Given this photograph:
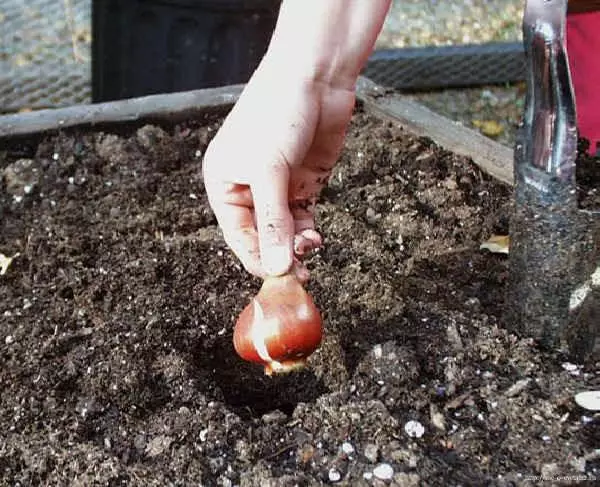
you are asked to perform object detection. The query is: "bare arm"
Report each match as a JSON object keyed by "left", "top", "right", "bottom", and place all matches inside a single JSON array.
[{"left": 263, "top": 0, "right": 392, "bottom": 88}]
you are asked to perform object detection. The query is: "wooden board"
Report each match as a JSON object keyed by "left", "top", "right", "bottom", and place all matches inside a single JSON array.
[
  {"left": 1, "top": 77, "right": 515, "bottom": 187},
  {"left": 0, "top": 84, "right": 245, "bottom": 139},
  {"left": 355, "top": 77, "right": 515, "bottom": 186}
]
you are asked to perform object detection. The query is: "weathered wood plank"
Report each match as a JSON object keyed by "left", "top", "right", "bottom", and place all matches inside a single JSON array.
[
  {"left": 0, "top": 84, "right": 244, "bottom": 139},
  {"left": 355, "top": 77, "right": 515, "bottom": 186},
  {"left": 1, "top": 76, "right": 515, "bottom": 188}
]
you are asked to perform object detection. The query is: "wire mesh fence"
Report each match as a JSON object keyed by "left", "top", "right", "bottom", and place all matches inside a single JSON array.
[
  {"left": 0, "top": 0, "right": 91, "bottom": 112},
  {"left": 0, "top": 0, "right": 525, "bottom": 113}
]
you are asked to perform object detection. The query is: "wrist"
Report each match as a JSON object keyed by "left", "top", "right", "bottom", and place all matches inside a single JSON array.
[{"left": 258, "top": 0, "right": 390, "bottom": 90}]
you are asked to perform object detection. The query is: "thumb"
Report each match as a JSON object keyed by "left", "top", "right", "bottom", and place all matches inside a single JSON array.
[{"left": 252, "top": 161, "right": 295, "bottom": 277}]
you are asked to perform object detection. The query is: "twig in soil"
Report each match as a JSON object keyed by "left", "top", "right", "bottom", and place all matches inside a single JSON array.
[{"left": 263, "top": 442, "right": 298, "bottom": 460}]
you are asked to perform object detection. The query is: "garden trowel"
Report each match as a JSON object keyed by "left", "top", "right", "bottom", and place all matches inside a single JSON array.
[{"left": 508, "top": 0, "right": 600, "bottom": 359}]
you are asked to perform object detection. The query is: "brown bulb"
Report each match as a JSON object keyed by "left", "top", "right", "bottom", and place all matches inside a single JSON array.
[{"left": 233, "top": 272, "right": 323, "bottom": 375}]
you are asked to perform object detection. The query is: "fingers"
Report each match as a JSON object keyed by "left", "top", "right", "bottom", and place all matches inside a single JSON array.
[
  {"left": 251, "top": 161, "right": 295, "bottom": 277},
  {"left": 294, "top": 229, "right": 322, "bottom": 256},
  {"left": 213, "top": 203, "right": 265, "bottom": 278}
]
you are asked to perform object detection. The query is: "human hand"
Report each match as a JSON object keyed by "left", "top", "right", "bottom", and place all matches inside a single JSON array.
[
  {"left": 202, "top": 0, "right": 390, "bottom": 281},
  {"left": 202, "top": 68, "right": 356, "bottom": 282}
]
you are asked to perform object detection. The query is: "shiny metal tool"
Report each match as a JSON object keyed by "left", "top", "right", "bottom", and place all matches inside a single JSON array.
[{"left": 508, "top": 0, "right": 599, "bottom": 359}]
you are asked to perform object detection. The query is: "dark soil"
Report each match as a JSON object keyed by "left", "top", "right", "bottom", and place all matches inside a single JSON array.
[{"left": 1, "top": 106, "right": 599, "bottom": 486}]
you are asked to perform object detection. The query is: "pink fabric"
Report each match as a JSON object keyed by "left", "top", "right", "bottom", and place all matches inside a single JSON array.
[{"left": 567, "top": 11, "right": 600, "bottom": 155}]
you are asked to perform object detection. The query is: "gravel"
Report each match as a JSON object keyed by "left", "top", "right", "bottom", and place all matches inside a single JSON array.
[
  {"left": 376, "top": 1, "right": 525, "bottom": 149},
  {"left": 377, "top": 0, "right": 523, "bottom": 48}
]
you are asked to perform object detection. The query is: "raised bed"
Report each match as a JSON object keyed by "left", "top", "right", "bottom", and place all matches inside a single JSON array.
[{"left": 1, "top": 79, "right": 598, "bottom": 485}]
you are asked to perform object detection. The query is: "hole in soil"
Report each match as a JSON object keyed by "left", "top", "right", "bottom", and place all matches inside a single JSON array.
[
  {"left": 191, "top": 341, "right": 329, "bottom": 420},
  {"left": 213, "top": 366, "right": 328, "bottom": 419}
]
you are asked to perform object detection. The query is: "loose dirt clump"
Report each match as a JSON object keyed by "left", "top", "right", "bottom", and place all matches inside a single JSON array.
[{"left": 1, "top": 107, "right": 599, "bottom": 486}]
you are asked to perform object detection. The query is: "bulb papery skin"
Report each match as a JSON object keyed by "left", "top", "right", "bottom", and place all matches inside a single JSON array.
[{"left": 233, "top": 273, "right": 323, "bottom": 375}]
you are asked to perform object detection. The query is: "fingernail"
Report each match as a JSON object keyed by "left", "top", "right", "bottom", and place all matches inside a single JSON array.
[{"left": 263, "top": 245, "right": 292, "bottom": 276}]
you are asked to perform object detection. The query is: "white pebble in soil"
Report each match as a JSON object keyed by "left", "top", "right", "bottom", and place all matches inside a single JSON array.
[
  {"left": 341, "top": 442, "right": 355, "bottom": 455},
  {"left": 574, "top": 391, "right": 600, "bottom": 412},
  {"left": 328, "top": 468, "right": 342, "bottom": 483},
  {"left": 364, "top": 443, "right": 379, "bottom": 463},
  {"left": 373, "top": 463, "right": 394, "bottom": 481},
  {"left": 404, "top": 420, "right": 425, "bottom": 438}
]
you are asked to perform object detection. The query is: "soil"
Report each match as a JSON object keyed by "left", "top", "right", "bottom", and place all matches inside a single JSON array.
[{"left": 1, "top": 106, "right": 599, "bottom": 487}]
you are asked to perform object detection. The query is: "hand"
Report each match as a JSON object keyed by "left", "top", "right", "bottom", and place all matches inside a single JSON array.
[
  {"left": 202, "top": 67, "right": 356, "bottom": 281},
  {"left": 202, "top": 0, "right": 390, "bottom": 280}
]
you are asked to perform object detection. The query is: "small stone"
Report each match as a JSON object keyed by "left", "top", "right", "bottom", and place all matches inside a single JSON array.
[
  {"left": 134, "top": 434, "right": 146, "bottom": 451},
  {"left": 5, "top": 335, "right": 15, "bottom": 345},
  {"left": 366, "top": 207, "right": 379, "bottom": 224},
  {"left": 2, "top": 159, "right": 39, "bottom": 197},
  {"left": 430, "top": 404, "right": 446, "bottom": 431},
  {"left": 364, "top": 443, "right": 379, "bottom": 463},
  {"left": 373, "top": 463, "right": 394, "bottom": 481},
  {"left": 505, "top": 378, "right": 531, "bottom": 397},
  {"left": 444, "top": 178, "right": 458, "bottom": 190},
  {"left": 219, "top": 476, "right": 233, "bottom": 487},
  {"left": 446, "top": 322, "right": 463, "bottom": 351},
  {"left": 199, "top": 428, "right": 209, "bottom": 442},
  {"left": 261, "top": 410, "right": 287, "bottom": 424},
  {"left": 393, "top": 472, "right": 420, "bottom": 487},
  {"left": 234, "top": 439, "right": 251, "bottom": 462},
  {"left": 136, "top": 125, "right": 167, "bottom": 149},
  {"left": 562, "top": 362, "right": 581, "bottom": 375},
  {"left": 328, "top": 468, "right": 342, "bottom": 483},
  {"left": 404, "top": 420, "right": 425, "bottom": 438},
  {"left": 144, "top": 435, "right": 173, "bottom": 457},
  {"left": 341, "top": 442, "right": 355, "bottom": 455},
  {"left": 574, "top": 391, "right": 600, "bottom": 411}
]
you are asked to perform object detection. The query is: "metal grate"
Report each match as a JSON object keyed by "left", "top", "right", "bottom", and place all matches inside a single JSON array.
[
  {"left": 0, "top": 1, "right": 526, "bottom": 113},
  {"left": 0, "top": 0, "right": 91, "bottom": 112},
  {"left": 363, "top": 43, "right": 526, "bottom": 91}
]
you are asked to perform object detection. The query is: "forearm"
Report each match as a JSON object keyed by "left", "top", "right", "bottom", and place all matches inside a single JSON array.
[{"left": 259, "top": 0, "right": 391, "bottom": 89}]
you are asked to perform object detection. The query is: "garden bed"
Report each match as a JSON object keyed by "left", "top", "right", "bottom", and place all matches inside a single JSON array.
[{"left": 1, "top": 93, "right": 599, "bottom": 486}]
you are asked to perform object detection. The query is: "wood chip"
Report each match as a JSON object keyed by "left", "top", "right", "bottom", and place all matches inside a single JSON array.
[
  {"left": 0, "top": 252, "right": 20, "bottom": 275},
  {"left": 480, "top": 235, "right": 509, "bottom": 254}
]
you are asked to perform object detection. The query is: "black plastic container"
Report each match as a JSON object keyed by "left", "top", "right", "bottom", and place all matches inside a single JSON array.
[{"left": 92, "top": 0, "right": 280, "bottom": 102}]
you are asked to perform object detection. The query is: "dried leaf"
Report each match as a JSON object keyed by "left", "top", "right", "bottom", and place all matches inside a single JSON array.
[
  {"left": 473, "top": 119, "right": 504, "bottom": 137},
  {"left": 480, "top": 235, "right": 509, "bottom": 254},
  {"left": 0, "top": 252, "right": 20, "bottom": 275}
]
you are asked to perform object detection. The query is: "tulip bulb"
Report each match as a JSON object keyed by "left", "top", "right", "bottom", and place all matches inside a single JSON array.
[{"left": 233, "top": 273, "right": 323, "bottom": 375}]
